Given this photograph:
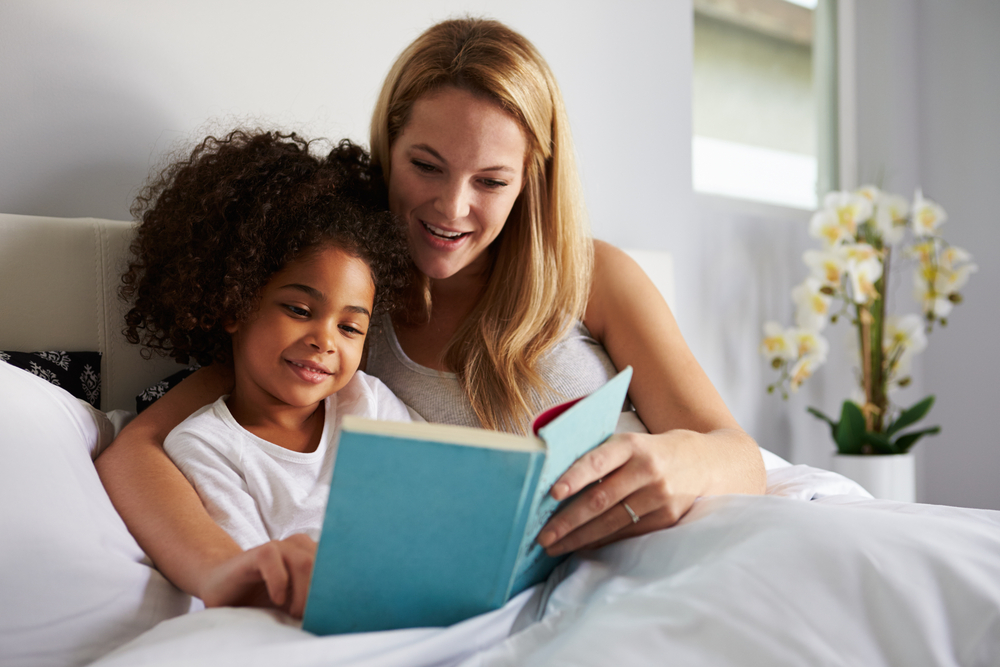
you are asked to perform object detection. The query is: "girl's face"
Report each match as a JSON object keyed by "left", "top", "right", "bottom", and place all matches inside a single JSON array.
[
  {"left": 226, "top": 245, "right": 375, "bottom": 413},
  {"left": 388, "top": 86, "right": 527, "bottom": 284}
]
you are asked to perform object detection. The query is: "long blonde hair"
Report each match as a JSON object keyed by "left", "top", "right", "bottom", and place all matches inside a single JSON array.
[{"left": 371, "top": 17, "right": 593, "bottom": 432}]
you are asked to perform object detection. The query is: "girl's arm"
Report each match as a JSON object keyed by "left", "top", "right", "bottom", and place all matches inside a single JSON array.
[
  {"left": 95, "top": 365, "right": 241, "bottom": 600},
  {"left": 537, "top": 241, "right": 766, "bottom": 554}
]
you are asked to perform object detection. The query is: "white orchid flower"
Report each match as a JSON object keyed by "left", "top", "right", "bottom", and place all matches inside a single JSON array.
[
  {"left": 809, "top": 208, "right": 851, "bottom": 246},
  {"left": 911, "top": 240, "right": 977, "bottom": 318},
  {"left": 803, "top": 248, "right": 846, "bottom": 287},
  {"left": 826, "top": 190, "right": 874, "bottom": 233},
  {"left": 940, "top": 263, "right": 977, "bottom": 294},
  {"left": 884, "top": 314, "right": 928, "bottom": 357},
  {"left": 789, "top": 354, "right": 824, "bottom": 392},
  {"left": 791, "top": 327, "right": 829, "bottom": 362},
  {"left": 913, "top": 271, "right": 954, "bottom": 318},
  {"left": 874, "top": 192, "right": 909, "bottom": 245},
  {"left": 907, "top": 239, "right": 938, "bottom": 265},
  {"left": 792, "top": 278, "right": 833, "bottom": 331},
  {"left": 912, "top": 189, "right": 948, "bottom": 237},
  {"left": 939, "top": 244, "right": 975, "bottom": 271},
  {"left": 884, "top": 314, "right": 928, "bottom": 383},
  {"left": 856, "top": 185, "right": 881, "bottom": 202},
  {"left": 760, "top": 322, "right": 797, "bottom": 363},
  {"left": 842, "top": 243, "right": 883, "bottom": 304}
]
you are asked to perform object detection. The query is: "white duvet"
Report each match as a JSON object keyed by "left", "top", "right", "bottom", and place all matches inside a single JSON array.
[
  {"left": 92, "top": 467, "right": 1000, "bottom": 667},
  {"left": 3, "top": 362, "right": 999, "bottom": 667}
]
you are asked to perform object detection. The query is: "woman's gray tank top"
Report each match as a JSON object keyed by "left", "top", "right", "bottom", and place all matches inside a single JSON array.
[{"left": 365, "top": 314, "right": 620, "bottom": 428}]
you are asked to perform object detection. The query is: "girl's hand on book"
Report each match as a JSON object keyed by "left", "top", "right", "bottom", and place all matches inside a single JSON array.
[
  {"left": 537, "top": 427, "right": 760, "bottom": 555},
  {"left": 200, "top": 534, "right": 317, "bottom": 618}
]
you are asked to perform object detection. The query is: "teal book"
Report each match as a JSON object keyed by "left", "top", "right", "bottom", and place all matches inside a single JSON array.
[{"left": 302, "top": 366, "right": 633, "bottom": 635}]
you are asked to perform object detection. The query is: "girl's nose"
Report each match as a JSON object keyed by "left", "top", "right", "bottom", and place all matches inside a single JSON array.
[
  {"left": 309, "top": 323, "right": 337, "bottom": 355},
  {"left": 434, "top": 179, "right": 471, "bottom": 221}
]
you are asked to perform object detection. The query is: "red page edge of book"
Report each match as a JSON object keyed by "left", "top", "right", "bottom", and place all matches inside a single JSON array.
[{"left": 531, "top": 397, "right": 584, "bottom": 435}]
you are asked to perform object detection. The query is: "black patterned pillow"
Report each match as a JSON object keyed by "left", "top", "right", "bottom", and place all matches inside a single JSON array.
[
  {"left": 0, "top": 350, "right": 102, "bottom": 408},
  {"left": 136, "top": 365, "right": 201, "bottom": 414}
]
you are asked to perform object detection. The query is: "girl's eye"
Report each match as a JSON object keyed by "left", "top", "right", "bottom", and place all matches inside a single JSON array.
[
  {"left": 340, "top": 324, "right": 365, "bottom": 337},
  {"left": 285, "top": 305, "right": 309, "bottom": 317}
]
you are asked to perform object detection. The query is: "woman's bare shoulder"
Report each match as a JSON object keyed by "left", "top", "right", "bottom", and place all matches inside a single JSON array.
[{"left": 585, "top": 240, "right": 664, "bottom": 337}]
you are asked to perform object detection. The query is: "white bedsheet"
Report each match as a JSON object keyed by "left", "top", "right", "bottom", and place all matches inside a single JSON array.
[{"left": 91, "top": 466, "right": 1000, "bottom": 667}]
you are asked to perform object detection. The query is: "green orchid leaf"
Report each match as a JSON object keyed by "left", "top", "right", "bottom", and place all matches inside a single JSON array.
[
  {"left": 834, "top": 401, "right": 866, "bottom": 455},
  {"left": 892, "top": 426, "right": 941, "bottom": 453},
  {"left": 886, "top": 396, "right": 936, "bottom": 437},
  {"left": 861, "top": 430, "right": 897, "bottom": 455},
  {"left": 807, "top": 406, "right": 838, "bottom": 438}
]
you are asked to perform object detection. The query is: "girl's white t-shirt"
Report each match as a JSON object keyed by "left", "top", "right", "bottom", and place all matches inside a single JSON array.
[{"left": 164, "top": 370, "right": 417, "bottom": 550}]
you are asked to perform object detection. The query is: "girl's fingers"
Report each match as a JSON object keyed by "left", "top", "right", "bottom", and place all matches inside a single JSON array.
[
  {"left": 253, "top": 542, "right": 291, "bottom": 607},
  {"left": 283, "top": 535, "right": 317, "bottom": 618}
]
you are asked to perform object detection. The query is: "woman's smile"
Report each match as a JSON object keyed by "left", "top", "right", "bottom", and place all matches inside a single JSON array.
[{"left": 421, "top": 220, "right": 470, "bottom": 241}]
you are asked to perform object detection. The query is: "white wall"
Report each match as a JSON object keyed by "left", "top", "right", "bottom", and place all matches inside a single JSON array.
[
  {"left": 912, "top": 1, "right": 1000, "bottom": 510},
  {"left": 0, "top": 0, "right": 690, "bottom": 262}
]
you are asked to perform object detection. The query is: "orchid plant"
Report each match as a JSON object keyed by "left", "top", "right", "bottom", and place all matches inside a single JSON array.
[{"left": 761, "top": 186, "right": 977, "bottom": 455}]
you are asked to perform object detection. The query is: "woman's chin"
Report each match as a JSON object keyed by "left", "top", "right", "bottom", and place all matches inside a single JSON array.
[{"left": 412, "top": 250, "right": 472, "bottom": 283}]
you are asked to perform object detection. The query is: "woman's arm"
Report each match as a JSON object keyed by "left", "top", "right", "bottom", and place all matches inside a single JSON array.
[
  {"left": 537, "top": 241, "right": 766, "bottom": 554},
  {"left": 95, "top": 365, "right": 241, "bottom": 600}
]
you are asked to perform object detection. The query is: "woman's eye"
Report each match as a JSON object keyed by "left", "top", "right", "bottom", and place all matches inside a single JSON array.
[
  {"left": 412, "top": 160, "right": 438, "bottom": 173},
  {"left": 481, "top": 178, "right": 508, "bottom": 189}
]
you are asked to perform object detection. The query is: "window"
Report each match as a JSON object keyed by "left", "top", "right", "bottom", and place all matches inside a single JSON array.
[{"left": 693, "top": 0, "right": 833, "bottom": 209}]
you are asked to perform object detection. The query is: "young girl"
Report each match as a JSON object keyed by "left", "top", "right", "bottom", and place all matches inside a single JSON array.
[{"left": 120, "top": 129, "right": 416, "bottom": 612}]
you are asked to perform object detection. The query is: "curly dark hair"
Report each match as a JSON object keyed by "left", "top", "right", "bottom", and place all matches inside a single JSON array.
[{"left": 120, "top": 129, "right": 409, "bottom": 366}]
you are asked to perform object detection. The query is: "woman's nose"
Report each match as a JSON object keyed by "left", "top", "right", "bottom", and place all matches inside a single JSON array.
[{"left": 434, "top": 179, "right": 470, "bottom": 221}]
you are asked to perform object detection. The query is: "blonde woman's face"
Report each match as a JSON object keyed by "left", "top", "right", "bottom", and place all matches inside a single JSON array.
[{"left": 388, "top": 86, "right": 527, "bottom": 283}]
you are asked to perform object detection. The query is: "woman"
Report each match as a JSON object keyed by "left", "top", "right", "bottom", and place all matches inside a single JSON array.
[{"left": 96, "top": 17, "right": 766, "bottom": 618}]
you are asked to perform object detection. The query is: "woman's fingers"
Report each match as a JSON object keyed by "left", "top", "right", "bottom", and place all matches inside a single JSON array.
[
  {"left": 538, "top": 449, "right": 650, "bottom": 551},
  {"left": 548, "top": 433, "right": 637, "bottom": 501},
  {"left": 538, "top": 430, "right": 703, "bottom": 554},
  {"left": 544, "top": 488, "right": 694, "bottom": 555}
]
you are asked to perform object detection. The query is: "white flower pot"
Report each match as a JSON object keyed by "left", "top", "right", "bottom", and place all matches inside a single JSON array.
[{"left": 831, "top": 453, "right": 916, "bottom": 502}]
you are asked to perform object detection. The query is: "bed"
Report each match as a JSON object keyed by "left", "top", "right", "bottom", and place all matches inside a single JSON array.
[{"left": 2, "top": 212, "right": 999, "bottom": 667}]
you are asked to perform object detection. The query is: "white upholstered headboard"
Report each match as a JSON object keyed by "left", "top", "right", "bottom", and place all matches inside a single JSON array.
[
  {"left": 0, "top": 214, "right": 179, "bottom": 411},
  {"left": 0, "top": 213, "right": 675, "bottom": 413}
]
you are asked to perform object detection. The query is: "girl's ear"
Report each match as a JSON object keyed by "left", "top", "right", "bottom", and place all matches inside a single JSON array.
[{"left": 224, "top": 319, "right": 239, "bottom": 335}]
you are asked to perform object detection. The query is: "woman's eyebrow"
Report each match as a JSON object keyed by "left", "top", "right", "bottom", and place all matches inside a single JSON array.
[{"left": 411, "top": 143, "right": 447, "bottom": 164}]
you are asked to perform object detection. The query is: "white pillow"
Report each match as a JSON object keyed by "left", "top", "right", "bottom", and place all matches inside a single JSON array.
[{"left": 0, "top": 362, "right": 193, "bottom": 667}]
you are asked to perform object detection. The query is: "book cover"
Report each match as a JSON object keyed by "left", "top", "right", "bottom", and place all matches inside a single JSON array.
[{"left": 302, "top": 366, "right": 633, "bottom": 635}]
